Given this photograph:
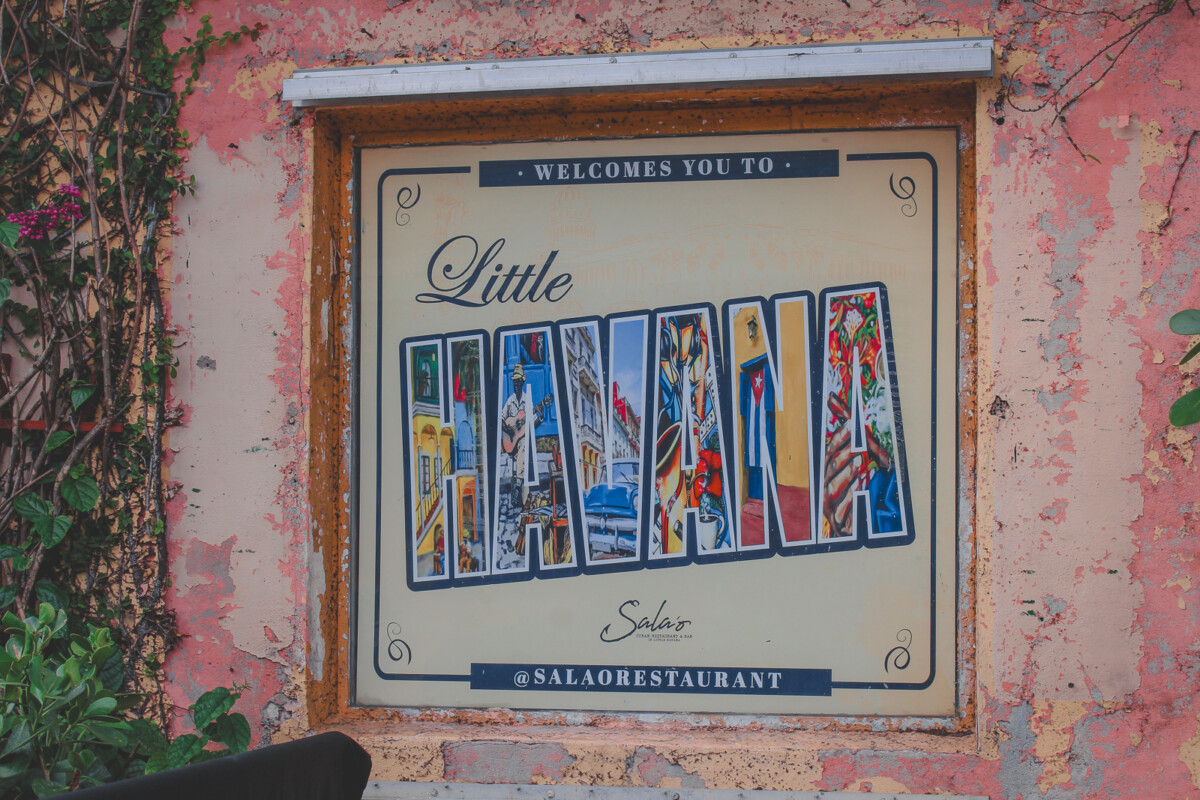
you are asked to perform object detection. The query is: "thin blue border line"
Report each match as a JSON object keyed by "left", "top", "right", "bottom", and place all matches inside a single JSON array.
[
  {"left": 374, "top": 167, "right": 472, "bottom": 682},
  {"left": 832, "top": 150, "right": 940, "bottom": 691},
  {"left": 369, "top": 148, "right": 952, "bottom": 697}
]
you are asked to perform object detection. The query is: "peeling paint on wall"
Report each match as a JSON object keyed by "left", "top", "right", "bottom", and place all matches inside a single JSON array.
[{"left": 161, "top": 0, "right": 1200, "bottom": 795}]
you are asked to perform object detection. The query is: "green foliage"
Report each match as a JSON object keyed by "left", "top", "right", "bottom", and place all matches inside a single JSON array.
[
  {"left": 0, "top": 0, "right": 262, "bottom": 794},
  {"left": 0, "top": 605, "right": 249, "bottom": 797},
  {"left": 0, "top": 604, "right": 133, "bottom": 797},
  {"left": 1170, "top": 310, "right": 1200, "bottom": 427},
  {"left": 134, "top": 687, "right": 251, "bottom": 775}
]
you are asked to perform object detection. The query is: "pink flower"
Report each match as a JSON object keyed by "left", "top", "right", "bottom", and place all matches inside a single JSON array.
[{"left": 6, "top": 191, "right": 83, "bottom": 241}]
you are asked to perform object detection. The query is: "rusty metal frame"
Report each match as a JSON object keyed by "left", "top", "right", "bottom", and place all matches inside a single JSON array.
[{"left": 306, "top": 82, "right": 978, "bottom": 744}]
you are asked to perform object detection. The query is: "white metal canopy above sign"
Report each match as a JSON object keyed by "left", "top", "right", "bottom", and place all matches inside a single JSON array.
[{"left": 281, "top": 38, "right": 993, "bottom": 107}]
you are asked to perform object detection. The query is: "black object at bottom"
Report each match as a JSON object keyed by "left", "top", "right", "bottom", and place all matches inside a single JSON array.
[{"left": 67, "top": 731, "right": 371, "bottom": 800}]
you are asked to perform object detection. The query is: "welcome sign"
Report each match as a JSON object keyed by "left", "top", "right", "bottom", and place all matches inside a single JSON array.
[{"left": 355, "top": 129, "right": 959, "bottom": 716}]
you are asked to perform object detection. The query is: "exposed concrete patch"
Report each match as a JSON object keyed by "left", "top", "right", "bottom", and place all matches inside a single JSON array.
[
  {"left": 368, "top": 737, "right": 447, "bottom": 783},
  {"left": 673, "top": 747, "right": 820, "bottom": 791},
  {"left": 443, "top": 741, "right": 575, "bottom": 784},
  {"left": 1179, "top": 715, "right": 1200, "bottom": 789},
  {"left": 307, "top": 542, "right": 326, "bottom": 682},
  {"left": 630, "top": 746, "right": 705, "bottom": 789},
  {"left": 845, "top": 776, "right": 911, "bottom": 794},
  {"left": 1030, "top": 700, "right": 1089, "bottom": 792},
  {"left": 561, "top": 743, "right": 636, "bottom": 786}
]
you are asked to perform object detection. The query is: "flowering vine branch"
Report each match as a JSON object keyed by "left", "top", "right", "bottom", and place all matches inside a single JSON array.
[{"left": 0, "top": 0, "right": 259, "bottom": 730}]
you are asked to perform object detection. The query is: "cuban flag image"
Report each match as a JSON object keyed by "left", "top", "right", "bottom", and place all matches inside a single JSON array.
[
  {"left": 747, "top": 367, "right": 766, "bottom": 468},
  {"left": 740, "top": 361, "right": 775, "bottom": 502}
]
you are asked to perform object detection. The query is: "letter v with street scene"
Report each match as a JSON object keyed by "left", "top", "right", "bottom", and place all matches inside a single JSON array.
[{"left": 357, "top": 129, "right": 962, "bottom": 717}]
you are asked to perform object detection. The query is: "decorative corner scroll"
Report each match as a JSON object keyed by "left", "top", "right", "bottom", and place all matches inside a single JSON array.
[
  {"left": 395, "top": 184, "right": 421, "bottom": 227},
  {"left": 888, "top": 174, "right": 918, "bottom": 217},
  {"left": 884, "top": 628, "right": 912, "bottom": 673},
  {"left": 386, "top": 622, "right": 412, "bottom": 664}
]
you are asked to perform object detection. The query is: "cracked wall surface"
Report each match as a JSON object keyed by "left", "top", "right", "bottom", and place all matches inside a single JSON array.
[{"left": 161, "top": 0, "right": 1200, "bottom": 796}]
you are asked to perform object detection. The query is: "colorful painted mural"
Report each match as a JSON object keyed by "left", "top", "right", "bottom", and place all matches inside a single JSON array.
[
  {"left": 651, "top": 309, "right": 733, "bottom": 558},
  {"left": 491, "top": 329, "right": 575, "bottom": 573},
  {"left": 400, "top": 287, "right": 914, "bottom": 590},
  {"left": 728, "top": 296, "right": 815, "bottom": 549},
  {"left": 404, "top": 337, "right": 490, "bottom": 582},
  {"left": 562, "top": 317, "right": 648, "bottom": 564},
  {"left": 817, "top": 287, "right": 909, "bottom": 542}
]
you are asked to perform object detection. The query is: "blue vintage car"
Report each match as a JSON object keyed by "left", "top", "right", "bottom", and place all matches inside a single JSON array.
[{"left": 583, "top": 458, "right": 640, "bottom": 558}]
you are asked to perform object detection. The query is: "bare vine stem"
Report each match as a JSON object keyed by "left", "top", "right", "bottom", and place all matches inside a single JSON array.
[{"left": 1004, "top": 0, "right": 1192, "bottom": 160}]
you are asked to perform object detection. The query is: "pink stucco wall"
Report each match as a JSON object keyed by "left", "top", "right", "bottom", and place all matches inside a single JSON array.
[{"left": 161, "top": 1, "right": 1200, "bottom": 797}]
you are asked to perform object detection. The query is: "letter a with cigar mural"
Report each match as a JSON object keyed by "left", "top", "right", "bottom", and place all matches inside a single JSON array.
[
  {"left": 363, "top": 129, "right": 959, "bottom": 716},
  {"left": 818, "top": 286, "right": 912, "bottom": 543}
]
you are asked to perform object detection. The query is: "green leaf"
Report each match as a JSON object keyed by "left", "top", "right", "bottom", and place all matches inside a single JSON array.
[
  {"left": 44, "top": 432, "right": 72, "bottom": 453},
  {"left": 85, "top": 696, "right": 117, "bottom": 716},
  {"left": 0, "top": 585, "right": 17, "bottom": 610},
  {"left": 13, "top": 495, "right": 51, "bottom": 521},
  {"left": 70, "top": 386, "right": 94, "bottom": 410},
  {"left": 0, "top": 222, "right": 18, "bottom": 250},
  {"left": 208, "top": 713, "right": 250, "bottom": 753},
  {"left": 62, "top": 655, "right": 82, "bottom": 684},
  {"left": 97, "top": 649, "right": 123, "bottom": 692},
  {"left": 30, "top": 776, "right": 70, "bottom": 798},
  {"left": 1, "top": 720, "right": 32, "bottom": 757},
  {"left": 88, "top": 721, "right": 130, "bottom": 747},
  {"left": 36, "top": 601, "right": 56, "bottom": 627},
  {"left": 1181, "top": 340, "right": 1200, "bottom": 366},
  {"left": 1171, "top": 387, "right": 1200, "bottom": 427},
  {"left": 144, "top": 749, "right": 170, "bottom": 775},
  {"left": 35, "top": 516, "right": 71, "bottom": 549},
  {"left": 167, "top": 734, "right": 205, "bottom": 770},
  {"left": 128, "top": 718, "right": 166, "bottom": 752},
  {"left": 0, "top": 278, "right": 10, "bottom": 308},
  {"left": 1170, "top": 309, "right": 1200, "bottom": 336},
  {"left": 34, "top": 581, "right": 67, "bottom": 613},
  {"left": 61, "top": 475, "right": 99, "bottom": 512},
  {"left": 0, "top": 546, "right": 23, "bottom": 561},
  {"left": 191, "top": 686, "right": 236, "bottom": 730}
]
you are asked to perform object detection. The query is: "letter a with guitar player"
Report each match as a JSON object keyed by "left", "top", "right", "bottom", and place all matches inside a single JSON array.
[{"left": 492, "top": 328, "right": 577, "bottom": 574}]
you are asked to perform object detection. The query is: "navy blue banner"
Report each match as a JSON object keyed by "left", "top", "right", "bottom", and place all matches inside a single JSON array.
[
  {"left": 479, "top": 150, "right": 838, "bottom": 187},
  {"left": 471, "top": 663, "right": 832, "bottom": 696}
]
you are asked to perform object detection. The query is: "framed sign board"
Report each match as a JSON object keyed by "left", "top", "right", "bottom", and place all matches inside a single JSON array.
[{"left": 354, "top": 128, "right": 959, "bottom": 717}]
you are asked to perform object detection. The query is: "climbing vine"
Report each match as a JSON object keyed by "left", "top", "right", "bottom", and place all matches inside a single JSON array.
[
  {"left": 0, "top": 0, "right": 259, "bottom": 736},
  {"left": 996, "top": 0, "right": 1195, "bottom": 158}
]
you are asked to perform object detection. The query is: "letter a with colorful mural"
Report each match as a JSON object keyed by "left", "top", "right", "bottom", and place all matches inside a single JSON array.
[
  {"left": 561, "top": 316, "right": 649, "bottom": 566},
  {"left": 727, "top": 294, "right": 816, "bottom": 551},
  {"left": 492, "top": 328, "right": 577, "bottom": 573},
  {"left": 651, "top": 308, "right": 733, "bottom": 559},
  {"left": 817, "top": 286, "right": 912, "bottom": 542}
]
